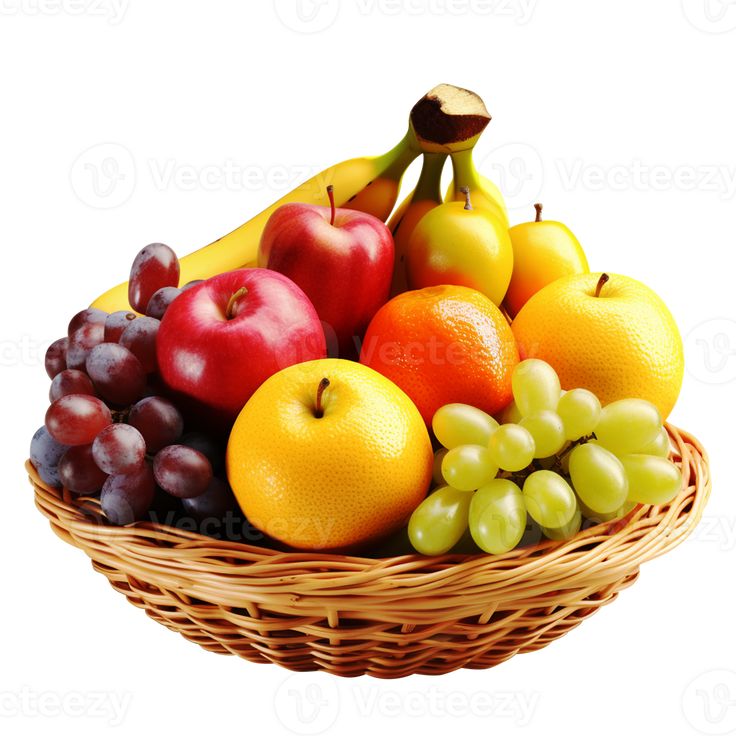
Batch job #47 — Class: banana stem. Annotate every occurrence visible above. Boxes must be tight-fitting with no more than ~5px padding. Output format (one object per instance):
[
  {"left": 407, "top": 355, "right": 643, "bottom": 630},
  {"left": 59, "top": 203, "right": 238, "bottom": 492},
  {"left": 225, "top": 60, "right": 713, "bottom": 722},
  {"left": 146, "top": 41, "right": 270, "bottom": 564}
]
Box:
[
  {"left": 375, "top": 131, "right": 421, "bottom": 181},
  {"left": 411, "top": 153, "right": 447, "bottom": 204},
  {"left": 449, "top": 148, "right": 483, "bottom": 195}
]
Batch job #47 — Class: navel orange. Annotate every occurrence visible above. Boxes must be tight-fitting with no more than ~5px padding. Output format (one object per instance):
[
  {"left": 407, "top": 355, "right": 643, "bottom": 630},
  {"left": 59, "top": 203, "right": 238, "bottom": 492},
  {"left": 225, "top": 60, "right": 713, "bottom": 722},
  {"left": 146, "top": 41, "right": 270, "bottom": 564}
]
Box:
[{"left": 359, "top": 285, "right": 520, "bottom": 425}]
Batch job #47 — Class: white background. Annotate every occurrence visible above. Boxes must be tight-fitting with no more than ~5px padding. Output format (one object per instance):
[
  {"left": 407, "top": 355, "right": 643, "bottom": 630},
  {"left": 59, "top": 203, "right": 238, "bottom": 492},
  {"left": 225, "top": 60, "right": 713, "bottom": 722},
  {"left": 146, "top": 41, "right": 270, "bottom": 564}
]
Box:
[{"left": 1, "top": 1, "right": 734, "bottom": 734}]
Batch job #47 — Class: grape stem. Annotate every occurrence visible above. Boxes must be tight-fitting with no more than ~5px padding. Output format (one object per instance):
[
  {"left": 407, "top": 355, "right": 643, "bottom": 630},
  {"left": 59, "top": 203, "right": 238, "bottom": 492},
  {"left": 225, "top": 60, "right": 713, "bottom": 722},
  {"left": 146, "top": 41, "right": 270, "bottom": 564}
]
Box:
[
  {"left": 314, "top": 378, "right": 330, "bottom": 418},
  {"left": 534, "top": 203, "right": 543, "bottom": 222},
  {"left": 557, "top": 434, "right": 596, "bottom": 464},
  {"left": 111, "top": 407, "right": 130, "bottom": 424}
]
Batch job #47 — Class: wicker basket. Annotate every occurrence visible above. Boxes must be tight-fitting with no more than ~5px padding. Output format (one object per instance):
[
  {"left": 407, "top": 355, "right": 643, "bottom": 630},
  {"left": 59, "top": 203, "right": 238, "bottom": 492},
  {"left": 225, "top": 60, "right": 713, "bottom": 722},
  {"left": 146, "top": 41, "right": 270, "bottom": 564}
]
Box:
[{"left": 27, "top": 424, "right": 709, "bottom": 679}]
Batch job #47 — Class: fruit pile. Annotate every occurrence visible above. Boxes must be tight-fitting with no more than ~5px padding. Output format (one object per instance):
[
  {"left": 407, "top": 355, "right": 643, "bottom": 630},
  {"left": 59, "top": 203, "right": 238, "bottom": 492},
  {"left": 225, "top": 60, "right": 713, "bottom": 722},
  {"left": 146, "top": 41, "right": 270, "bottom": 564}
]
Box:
[{"left": 29, "top": 84, "right": 687, "bottom": 559}]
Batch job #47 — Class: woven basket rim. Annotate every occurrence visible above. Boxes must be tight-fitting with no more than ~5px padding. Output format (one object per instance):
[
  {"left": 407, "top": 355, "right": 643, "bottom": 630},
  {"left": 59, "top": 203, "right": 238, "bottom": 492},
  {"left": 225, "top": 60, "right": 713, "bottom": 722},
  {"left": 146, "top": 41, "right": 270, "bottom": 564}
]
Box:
[{"left": 26, "top": 422, "right": 711, "bottom": 675}]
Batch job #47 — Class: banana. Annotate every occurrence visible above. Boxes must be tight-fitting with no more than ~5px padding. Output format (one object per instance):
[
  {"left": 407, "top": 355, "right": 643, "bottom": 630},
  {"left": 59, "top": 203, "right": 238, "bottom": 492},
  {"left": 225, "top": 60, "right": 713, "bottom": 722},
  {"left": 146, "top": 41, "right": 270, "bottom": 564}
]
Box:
[
  {"left": 90, "top": 134, "right": 418, "bottom": 312},
  {"left": 387, "top": 153, "right": 446, "bottom": 295},
  {"left": 91, "top": 83, "right": 497, "bottom": 312}
]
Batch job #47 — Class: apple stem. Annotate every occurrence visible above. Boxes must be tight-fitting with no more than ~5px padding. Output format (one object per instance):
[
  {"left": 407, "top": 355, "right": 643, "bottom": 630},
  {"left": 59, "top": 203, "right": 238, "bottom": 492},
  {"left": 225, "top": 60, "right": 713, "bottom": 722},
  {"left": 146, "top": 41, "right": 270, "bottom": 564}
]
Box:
[
  {"left": 314, "top": 377, "right": 330, "bottom": 418},
  {"left": 225, "top": 287, "right": 248, "bottom": 320},
  {"left": 327, "top": 185, "right": 336, "bottom": 226},
  {"left": 462, "top": 186, "right": 472, "bottom": 210},
  {"left": 594, "top": 273, "right": 610, "bottom": 298},
  {"left": 534, "top": 203, "right": 543, "bottom": 222}
]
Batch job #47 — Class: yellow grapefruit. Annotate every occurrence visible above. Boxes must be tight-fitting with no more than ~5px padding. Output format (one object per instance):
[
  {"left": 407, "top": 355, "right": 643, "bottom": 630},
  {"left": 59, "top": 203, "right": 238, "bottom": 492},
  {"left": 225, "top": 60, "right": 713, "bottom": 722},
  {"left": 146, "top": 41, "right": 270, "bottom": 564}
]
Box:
[{"left": 226, "top": 359, "right": 433, "bottom": 551}]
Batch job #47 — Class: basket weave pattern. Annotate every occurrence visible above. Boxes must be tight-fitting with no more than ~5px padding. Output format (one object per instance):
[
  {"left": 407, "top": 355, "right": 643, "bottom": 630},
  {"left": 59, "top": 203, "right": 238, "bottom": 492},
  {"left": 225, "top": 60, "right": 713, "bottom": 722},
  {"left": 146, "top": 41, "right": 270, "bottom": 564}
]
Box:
[{"left": 28, "top": 424, "right": 709, "bottom": 678}]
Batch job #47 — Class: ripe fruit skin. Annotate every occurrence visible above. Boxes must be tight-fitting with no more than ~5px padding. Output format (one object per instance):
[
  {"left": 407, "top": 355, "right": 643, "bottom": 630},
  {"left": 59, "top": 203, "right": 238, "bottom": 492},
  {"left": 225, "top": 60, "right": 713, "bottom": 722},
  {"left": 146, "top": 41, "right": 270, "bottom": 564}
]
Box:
[
  {"left": 512, "top": 272, "right": 684, "bottom": 420},
  {"left": 226, "top": 359, "right": 433, "bottom": 551},
  {"left": 360, "top": 285, "right": 519, "bottom": 425},
  {"left": 505, "top": 209, "right": 589, "bottom": 318},
  {"left": 258, "top": 201, "right": 394, "bottom": 358},
  {"left": 406, "top": 200, "right": 513, "bottom": 306},
  {"left": 157, "top": 268, "right": 326, "bottom": 422}
]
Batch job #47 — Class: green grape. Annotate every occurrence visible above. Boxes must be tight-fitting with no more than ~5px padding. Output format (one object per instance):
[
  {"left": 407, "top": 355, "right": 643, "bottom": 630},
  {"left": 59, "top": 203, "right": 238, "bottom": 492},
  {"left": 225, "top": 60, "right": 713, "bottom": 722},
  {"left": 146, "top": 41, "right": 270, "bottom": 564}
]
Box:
[
  {"left": 568, "top": 443, "right": 628, "bottom": 514},
  {"left": 519, "top": 410, "right": 566, "bottom": 458},
  {"left": 541, "top": 504, "right": 582, "bottom": 541},
  {"left": 639, "top": 426, "right": 670, "bottom": 457},
  {"left": 500, "top": 400, "right": 522, "bottom": 424},
  {"left": 442, "top": 444, "right": 498, "bottom": 491},
  {"left": 594, "top": 398, "right": 662, "bottom": 456},
  {"left": 557, "top": 388, "right": 602, "bottom": 441},
  {"left": 578, "top": 497, "right": 624, "bottom": 523},
  {"left": 620, "top": 454, "right": 682, "bottom": 505},
  {"left": 512, "top": 359, "right": 561, "bottom": 416},
  {"left": 487, "top": 424, "right": 535, "bottom": 472},
  {"left": 522, "top": 470, "right": 577, "bottom": 528},
  {"left": 469, "top": 479, "right": 526, "bottom": 554},
  {"left": 432, "top": 403, "right": 499, "bottom": 449},
  {"left": 432, "top": 448, "right": 448, "bottom": 485},
  {"left": 408, "top": 485, "right": 473, "bottom": 555}
]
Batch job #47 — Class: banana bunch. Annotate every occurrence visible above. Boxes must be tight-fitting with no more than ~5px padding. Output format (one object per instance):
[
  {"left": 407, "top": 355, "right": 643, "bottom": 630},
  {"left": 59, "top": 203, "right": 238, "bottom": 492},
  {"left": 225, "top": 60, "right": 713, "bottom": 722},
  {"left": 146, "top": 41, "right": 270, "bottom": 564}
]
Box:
[
  {"left": 90, "top": 84, "right": 508, "bottom": 312},
  {"left": 90, "top": 134, "right": 418, "bottom": 312},
  {"left": 387, "top": 84, "right": 509, "bottom": 295}
]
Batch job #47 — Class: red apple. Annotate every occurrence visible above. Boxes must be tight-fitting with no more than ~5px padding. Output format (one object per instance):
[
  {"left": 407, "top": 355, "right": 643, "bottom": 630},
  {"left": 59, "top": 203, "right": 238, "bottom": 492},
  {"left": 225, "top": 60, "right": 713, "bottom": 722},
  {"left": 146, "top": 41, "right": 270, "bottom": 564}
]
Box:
[
  {"left": 157, "top": 268, "right": 326, "bottom": 422},
  {"left": 258, "top": 187, "right": 394, "bottom": 358}
]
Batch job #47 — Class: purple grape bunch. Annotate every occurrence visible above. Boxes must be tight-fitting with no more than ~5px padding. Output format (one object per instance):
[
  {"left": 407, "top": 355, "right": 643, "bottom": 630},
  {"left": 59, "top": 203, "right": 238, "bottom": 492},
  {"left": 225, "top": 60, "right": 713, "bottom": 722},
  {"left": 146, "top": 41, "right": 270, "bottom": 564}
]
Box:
[{"left": 31, "top": 242, "right": 238, "bottom": 529}]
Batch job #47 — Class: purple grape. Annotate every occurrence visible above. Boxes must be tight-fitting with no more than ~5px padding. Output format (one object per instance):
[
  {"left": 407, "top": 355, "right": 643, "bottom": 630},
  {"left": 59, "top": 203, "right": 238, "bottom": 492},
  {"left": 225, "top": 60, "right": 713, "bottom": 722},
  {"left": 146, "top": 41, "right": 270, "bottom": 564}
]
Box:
[
  {"left": 153, "top": 445, "right": 212, "bottom": 498},
  {"left": 182, "top": 476, "right": 238, "bottom": 523},
  {"left": 128, "top": 396, "right": 183, "bottom": 452},
  {"left": 68, "top": 308, "right": 107, "bottom": 337},
  {"left": 49, "top": 369, "right": 96, "bottom": 402},
  {"left": 58, "top": 444, "right": 108, "bottom": 494},
  {"left": 45, "top": 337, "right": 68, "bottom": 379},
  {"left": 180, "top": 432, "right": 224, "bottom": 474},
  {"left": 92, "top": 423, "right": 146, "bottom": 475},
  {"left": 128, "top": 243, "right": 180, "bottom": 313},
  {"left": 181, "top": 279, "right": 204, "bottom": 291},
  {"left": 145, "top": 286, "right": 182, "bottom": 319},
  {"left": 104, "top": 310, "right": 137, "bottom": 342},
  {"left": 119, "top": 316, "right": 159, "bottom": 373},
  {"left": 86, "top": 343, "right": 146, "bottom": 406},
  {"left": 100, "top": 464, "right": 156, "bottom": 525},
  {"left": 45, "top": 394, "right": 112, "bottom": 446},
  {"left": 66, "top": 322, "right": 105, "bottom": 370},
  {"left": 30, "top": 426, "right": 68, "bottom": 488}
]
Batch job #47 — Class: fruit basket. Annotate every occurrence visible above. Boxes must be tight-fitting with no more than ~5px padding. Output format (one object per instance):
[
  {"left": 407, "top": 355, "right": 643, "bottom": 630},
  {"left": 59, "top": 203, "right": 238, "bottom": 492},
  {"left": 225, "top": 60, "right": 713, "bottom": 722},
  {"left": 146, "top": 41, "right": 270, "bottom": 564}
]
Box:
[{"left": 27, "top": 424, "right": 709, "bottom": 679}]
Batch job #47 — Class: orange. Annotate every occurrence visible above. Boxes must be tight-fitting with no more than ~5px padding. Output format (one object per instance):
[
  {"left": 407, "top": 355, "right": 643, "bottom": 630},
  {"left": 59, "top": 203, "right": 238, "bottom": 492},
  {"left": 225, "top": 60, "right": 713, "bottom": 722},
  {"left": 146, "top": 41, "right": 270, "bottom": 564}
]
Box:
[
  {"left": 512, "top": 272, "right": 684, "bottom": 420},
  {"left": 359, "top": 285, "right": 520, "bottom": 425},
  {"left": 226, "top": 359, "right": 432, "bottom": 551}
]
